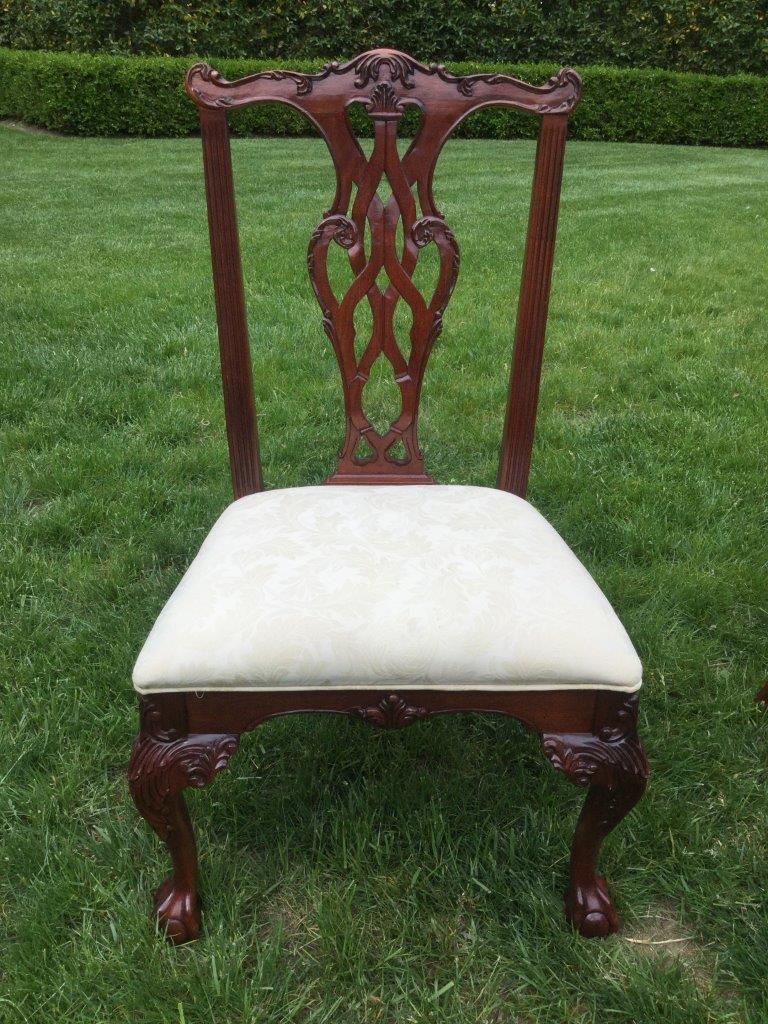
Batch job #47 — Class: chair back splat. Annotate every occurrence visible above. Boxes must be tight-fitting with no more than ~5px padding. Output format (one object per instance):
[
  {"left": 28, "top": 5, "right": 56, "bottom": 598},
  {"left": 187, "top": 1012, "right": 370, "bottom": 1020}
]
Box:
[{"left": 185, "top": 50, "right": 582, "bottom": 496}]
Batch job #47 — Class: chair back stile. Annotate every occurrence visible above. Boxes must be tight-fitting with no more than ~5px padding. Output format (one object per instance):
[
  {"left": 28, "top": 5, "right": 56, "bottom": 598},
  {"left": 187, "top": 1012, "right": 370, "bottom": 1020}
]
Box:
[
  {"left": 198, "top": 107, "right": 262, "bottom": 498},
  {"left": 185, "top": 50, "right": 581, "bottom": 498}
]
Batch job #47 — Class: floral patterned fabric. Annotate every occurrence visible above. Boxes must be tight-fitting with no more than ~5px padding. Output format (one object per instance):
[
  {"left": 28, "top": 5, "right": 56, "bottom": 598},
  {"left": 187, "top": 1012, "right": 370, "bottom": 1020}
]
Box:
[{"left": 133, "top": 485, "right": 642, "bottom": 694}]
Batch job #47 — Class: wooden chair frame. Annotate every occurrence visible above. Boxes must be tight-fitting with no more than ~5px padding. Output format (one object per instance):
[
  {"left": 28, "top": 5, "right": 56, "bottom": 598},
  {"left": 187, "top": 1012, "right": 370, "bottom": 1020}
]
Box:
[{"left": 129, "top": 49, "right": 649, "bottom": 944}]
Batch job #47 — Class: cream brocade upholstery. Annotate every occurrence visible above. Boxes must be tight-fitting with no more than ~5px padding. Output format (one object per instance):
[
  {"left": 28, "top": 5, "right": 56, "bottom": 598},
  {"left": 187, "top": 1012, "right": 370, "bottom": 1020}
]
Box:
[{"left": 133, "top": 485, "right": 642, "bottom": 694}]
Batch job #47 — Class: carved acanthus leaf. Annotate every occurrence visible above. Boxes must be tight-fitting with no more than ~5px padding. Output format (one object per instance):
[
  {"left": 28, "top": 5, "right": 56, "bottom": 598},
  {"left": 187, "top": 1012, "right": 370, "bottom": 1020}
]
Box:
[
  {"left": 431, "top": 66, "right": 506, "bottom": 97},
  {"left": 539, "top": 68, "right": 583, "bottom": 112},
  {"left": 186, "top": 59, "right": 332, "bottom": 103},
  {"left": 541, "top": 733, "right": 649, "bottom": 789},
  {"left": 365, "top": 82, "right": 404, "bottom": 116},
  {"left": 350, "top": 694, "right": 429, "bottom": 729},
  {"left": 186, "top": 63, "right": 235, "bottom": 107},
  {"left": 248, "top": 68, "right": 317, "bottom": 96},
  {"left": 128, "top": 705, "right": 239, "bottom": 840},
  {"left": 430, "top": 62, "right": 581, "bottom": 110}
]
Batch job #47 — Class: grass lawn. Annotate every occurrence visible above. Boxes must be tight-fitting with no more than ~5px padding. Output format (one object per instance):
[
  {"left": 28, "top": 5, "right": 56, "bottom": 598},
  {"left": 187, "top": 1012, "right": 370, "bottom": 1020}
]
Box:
[{"left": 1, "top": 124, "right": 767, "bottom": 1023}]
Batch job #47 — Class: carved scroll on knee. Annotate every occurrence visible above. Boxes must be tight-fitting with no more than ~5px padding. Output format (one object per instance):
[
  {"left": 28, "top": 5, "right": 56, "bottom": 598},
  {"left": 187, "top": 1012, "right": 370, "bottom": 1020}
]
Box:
[
  {"left": 541, "top": 695, "right": 649, "bottom": 792},
  {"left": 540, "top": 732, "right": 649, "bottom": 791},
  {"left": 128, "top": 698, "right": 239, "bottom": 839}
]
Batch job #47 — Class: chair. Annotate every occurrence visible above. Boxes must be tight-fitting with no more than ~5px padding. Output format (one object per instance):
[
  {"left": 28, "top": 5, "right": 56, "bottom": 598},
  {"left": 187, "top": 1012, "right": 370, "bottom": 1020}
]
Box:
[{"left": 129, "top": 49, "right": 649, "bottom": 945}]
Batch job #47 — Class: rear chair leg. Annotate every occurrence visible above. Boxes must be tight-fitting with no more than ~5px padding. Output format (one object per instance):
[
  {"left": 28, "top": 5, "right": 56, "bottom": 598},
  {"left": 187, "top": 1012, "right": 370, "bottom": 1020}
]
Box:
[
  {"left": 128, "top": 697, "right": 239, "bottom": 944},
  {"left": 542, "top": 695, "right": 649, "bottom": 937}
]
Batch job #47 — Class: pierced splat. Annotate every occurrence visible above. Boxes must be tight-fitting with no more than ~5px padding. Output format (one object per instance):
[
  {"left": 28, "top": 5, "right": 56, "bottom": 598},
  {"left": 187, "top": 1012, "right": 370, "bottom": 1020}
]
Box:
[
  {"left": 304, "top": 85, "right": 460, "bottom": 482},
  {"left": 186, "top": 49, "right": 582, "bottom": 491},
  {"left": 306, "top": 175, "right": 458, "bottom": 481}
]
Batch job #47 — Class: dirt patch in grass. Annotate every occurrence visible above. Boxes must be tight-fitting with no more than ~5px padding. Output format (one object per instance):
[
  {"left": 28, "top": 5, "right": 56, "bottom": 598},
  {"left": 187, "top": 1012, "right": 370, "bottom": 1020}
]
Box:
[{"left": 622, "top": 905, "right": 712, "bottom": 990}]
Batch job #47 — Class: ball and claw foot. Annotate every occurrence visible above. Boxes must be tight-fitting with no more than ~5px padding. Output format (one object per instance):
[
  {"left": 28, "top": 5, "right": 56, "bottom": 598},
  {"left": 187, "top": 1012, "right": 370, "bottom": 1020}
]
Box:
[
  {"left": 565, "top": 875, "right": 619, "bottom": 938},
  {"left": 542, "top": 702, "right": 649, "bottom": 941},
  {"left": 153, "top": 876, "right": 201, "bottom": 945}
]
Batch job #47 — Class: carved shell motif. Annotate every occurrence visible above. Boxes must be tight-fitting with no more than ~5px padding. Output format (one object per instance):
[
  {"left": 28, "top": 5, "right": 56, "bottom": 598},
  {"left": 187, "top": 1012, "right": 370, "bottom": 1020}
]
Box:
[{"left": 352, "top": 51, "right": 418, "bottom": 89}]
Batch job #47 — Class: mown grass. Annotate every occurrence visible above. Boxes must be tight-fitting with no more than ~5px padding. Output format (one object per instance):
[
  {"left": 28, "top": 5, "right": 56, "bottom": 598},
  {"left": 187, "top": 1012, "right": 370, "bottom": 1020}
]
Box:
[{"left": 1, "top": 125, "right": 766, "bottom": 1023}]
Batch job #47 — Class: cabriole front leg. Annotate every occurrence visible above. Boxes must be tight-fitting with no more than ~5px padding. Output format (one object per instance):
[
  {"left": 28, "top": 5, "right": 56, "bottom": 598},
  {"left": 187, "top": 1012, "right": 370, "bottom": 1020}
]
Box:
[
  {"left": 542, "top": 695, "right": 649, "bottom": 938},
  {"left": 128, "top": 698, "right": 239, "bottom": 944}
]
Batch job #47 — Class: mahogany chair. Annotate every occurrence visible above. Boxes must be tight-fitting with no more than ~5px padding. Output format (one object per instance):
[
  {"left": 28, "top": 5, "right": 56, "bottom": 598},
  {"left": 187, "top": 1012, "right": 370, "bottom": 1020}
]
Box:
[{"left": 129, "top": 49, "right": 649, "bottom": 945}]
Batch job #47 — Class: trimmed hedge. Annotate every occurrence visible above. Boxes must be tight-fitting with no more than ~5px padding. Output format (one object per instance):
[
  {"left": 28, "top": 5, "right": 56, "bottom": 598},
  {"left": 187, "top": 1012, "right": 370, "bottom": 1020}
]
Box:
[
  {"left": 1, "top": 48, "right": 766, "bottom": 148},
  {"left": 0, "top": 0, "right": 765, "bottom": 76}
]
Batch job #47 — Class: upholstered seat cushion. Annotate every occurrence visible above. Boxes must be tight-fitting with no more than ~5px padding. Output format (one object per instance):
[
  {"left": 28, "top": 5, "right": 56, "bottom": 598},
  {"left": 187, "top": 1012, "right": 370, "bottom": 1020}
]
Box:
[{"left": 133, "top": 485, "right": 642, "bottom": 694}]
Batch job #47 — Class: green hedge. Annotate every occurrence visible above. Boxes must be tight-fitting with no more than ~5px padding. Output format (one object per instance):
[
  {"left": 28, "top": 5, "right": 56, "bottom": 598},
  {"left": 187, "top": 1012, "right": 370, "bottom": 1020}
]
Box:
[
  {"left": 0, "top": 0, "right": 765, "bottom": 75},
  {"left": 1, "top": 48, "right": 766, "bottom": 147}
]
